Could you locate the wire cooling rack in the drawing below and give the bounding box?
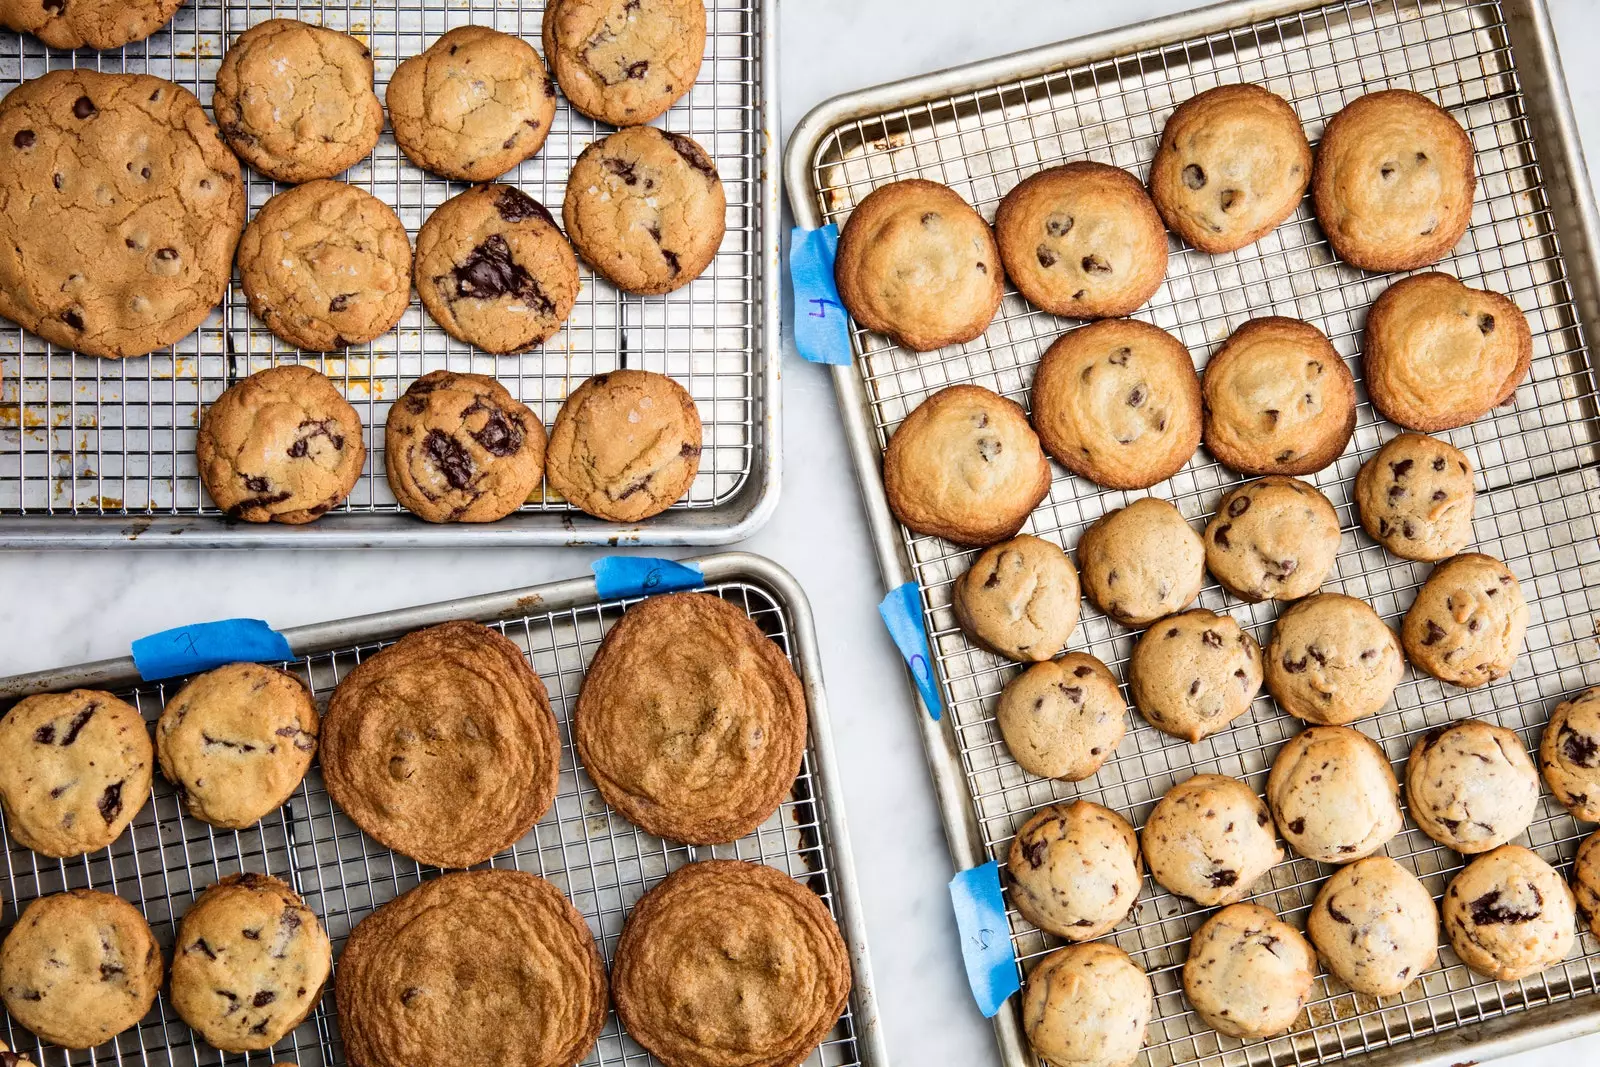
[0,0,777,546]
[792,0,1600,1065]
[0,555,882,1067]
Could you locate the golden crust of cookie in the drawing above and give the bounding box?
[1263,593,1404,726]
[1007,800,1141,941]
[1204,476,1341,603]
[1354,432,1476,561]
[1,0,183,50]
[1400,552,1527,688]
[1021,942,1151,1067]
[1129,611,1263,744]
[1307,856,1438,997]
[543,0,706,127]
[612,860,851,1067]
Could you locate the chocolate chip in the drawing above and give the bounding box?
[13,129,33,148]
[424,431,475,491]
[98,780,124,823]
[1562,726,1599,768]
[1081,253,1112,274]
[1470,888,1542,925]
[1227,495,1251,518]
[1188,679,1200,696]
[61,705,95,745]
[1381,164,1395,179]
[1201,629,1222,648]
[1282,654,1308,674]
[401,987,422,1005]
[73,95,96,119]
[468,405,524,457]
[328,293,353,313]
[622,58,649,79]
[1327,900,1353,924]
[244,475,270,493]
[1208,869,1238,888]
[1275,449,1294,463]
[1108,347,1131,366]
[1036,245,1056,268]
[663,131,718,179]
[450,234,553,313]
[155,247,177,261]
[602,157,639,185]
[253,990,275,1007]
[287,418,345,459]
[1289,817,1306,834]
[1263,408,1279,425]
[1389,484,1406,500]
[1391,458,1413,479]
[660,247,682,275]
[33,723,55,744]
[1045,214,1074,237]
[1402,521,1417,538]
[1212,523,1231,549]
[1023,838,1047,867]
[1422,619,1446,645]
[1219,189,1241,211]
[242,928,261,940]
[1433,456,1447,471]
[1060,685,1084,703]
[1182,164,1206,189]
[1073,665,1092,677]
[61,308,84,330]
[1478,313,1495,334]
[494,186,555,226]
[1127,385,1146,407]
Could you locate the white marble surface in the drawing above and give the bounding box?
[3,1,1600,1065]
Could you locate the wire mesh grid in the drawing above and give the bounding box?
[0,577,867,1067]
[0,0,769,535]
[803,0,1600,1065]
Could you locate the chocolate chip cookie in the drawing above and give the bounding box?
[1129,609,1263,744]
[1202,317,1355,476]
[543,0,706,127]
[170,873,331,1052]
[1313,89,1476,272]
[833,178,1003,352]
[575,592,807,844]
[882,384,1051,547]
[1267,725,1402,863]
[1355,432,1476,561]
[321,620,560,868]
[544,369,702,522]
[415,185,580,354]
[1401,552,1527,688]
[213,19,384,184]
[0,689,152,858]
[337,870,607,1067]
[994,161,1167,319]
[1308,856,1438,997]
[1007,800,1141,940]
[0,1040,37,1067]
[1149,83,1312,254]
[995,652,1126,781]
[1205,476,1341,603]
[612,860,850,1067]
[237,180,412,351]
[1075,496,1205,627]
[1574,830,1600,936]
[1031,318,1202,490]
[1,0,183,50]
[1364,272,1532,432]
[0,70,244,359]
[1022,943,1151,1067]
[1443,844,1575,982]
[1183,903,1315,1040]
[1264,593,1405,726]
[1540,686,1600,822]
[953,534,1080,661]
[197,364,366,525]
[386,26,557,182]
[156,662,318,830]
[1142,773,1281,906]
[385,371,547,524]
[564,125,725,295]
[1406,719,1539,853]
[0,890,162,1050]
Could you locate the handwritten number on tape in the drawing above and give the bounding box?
[878,581,943,720]
[130,619,293,681]
[948,861,1021,1017]
[789,225,853,366]
[591,557,706,600]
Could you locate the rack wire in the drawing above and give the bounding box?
[803,1,1600,1065]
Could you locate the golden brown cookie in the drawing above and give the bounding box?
[1204,476,1341,603]
[1401,552,1527,688]
[1142,774,1280,906]
[1129,609,1263,744]
[1442,844,1575,982]
[1264,593,1404,726]
[995,653,1126,781]
[952,534,1080,662]
[2,0,183,51]
[543,0,706,127]
[1540,686,1600,822]
[1307,856,1438,997]
[1075,496,1205,627]
[1354,432,1476,561]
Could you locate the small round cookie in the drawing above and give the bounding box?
[563,126,725,295]
[170,873,332,1052]
[1129,609,1263,744]
[0,689,152,858]
[1265,593,1405,726]
[1313,89,1476,273]
[1308,857,1438,997]
[1442,844,1575,982]
[0,890,163,1050]
[0,70,245,359]
[833,178,1003,352]
[1183,903,1315,1040]
[1076,497,1204,627]
[1031,319,1202,489]
[542,0,706,127]
[1355,433,1476,561]
[1205,476,1341,603]
[575,593,807,844]
[1141,773,1281,906]
[1363,272,1532,433]
[1149,84,1312,254]
[385,371,547,524]
[1574,831,1600,936]
[415,185,579,354]
[0,1041,37,1067]
[1401,553,1527,688]
[1406,719,1538,853]
[953,534,1080,661]
[337,870,607,1067]
[197,365,366,525]
[1022,943,1151,1067]
[1007,800,1140,940]
[237,180,411,352]
[386,26,557,182]
[213,19,384,184]
[995,653,1126,781]
[1201,317,1356,476]
[994,161,1167,319]
[1541,687,1600,822]
[544,369,702,523]
[156,662,318,830]
[881,384,1051,547]
[1267,725,1402,863]
[1,0,183,50]
[322,620,561,869]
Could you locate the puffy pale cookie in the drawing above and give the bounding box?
[1142,773,1281,907]
[1355,432,1476,561]
[1267,725,1402,863]
[1406,719,1538,854]
[1541,686,1600,822]
[1007,800,1141,940]
[1204,476,1341,603]
[1308,856,1438,997]
[995,653,1126,781]
[1183,903,1315,1040]
[1264,593,1405,726]
[543,0,705,127]
[1443,844,1575,982]
[1401,553,1527,688]
[953,534,1080,662]
[1129,609,1263,744]
[1076,496,1205,628]
[1022,943,1151,1067]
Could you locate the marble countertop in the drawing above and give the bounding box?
[4,1,1600,1065]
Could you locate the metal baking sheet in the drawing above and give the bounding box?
[0,551,888,1067]
[0,0,780,548]
[785,1,1600,1065]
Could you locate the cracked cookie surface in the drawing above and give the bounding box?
[1406,718,1538,853]
[543,0,705,127]
[953,533,1080,662]
[1022,942,1151,1067]
[1076,496,1204,627]
[1142,773,1281,906]
[1264,593,1404,726]
[1540,685,1600,822]
[1267,725,1401,863]
[0,69,244,359]
[1309,856,1438,996]
[1183,903,1314,1040]
[1355,432,1476,561]
[1129,609,1263,744]
[1,0,183,50]
[1007,800,1140,941]
[1204,476,1340,602]
[0,689,152,858]
[1401,552,1527,687]
[156,662,318,830]
[1443,844,1575,981]
[996,652,1126,781]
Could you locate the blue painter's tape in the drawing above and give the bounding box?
[593,557,705,600]
[878,581,942,720]
[789,225,853,366]
[131,619,293,681]
[949,861,1021,1017]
